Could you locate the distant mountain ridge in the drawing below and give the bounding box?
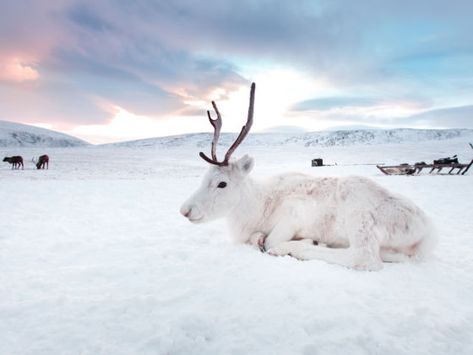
[0,120,89,147]
[106,128,473,148]
[1,120,472,148]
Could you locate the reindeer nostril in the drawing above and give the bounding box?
[180,206,192,218]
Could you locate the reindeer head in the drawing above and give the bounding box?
[180,83,255,223]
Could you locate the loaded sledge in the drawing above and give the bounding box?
[377,155,473,176]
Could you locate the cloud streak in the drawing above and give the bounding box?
[398,105,473,128]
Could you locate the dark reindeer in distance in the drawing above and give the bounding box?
[33,154,49,169]
[3,156,24,169]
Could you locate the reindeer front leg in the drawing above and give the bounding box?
[247,220,297,252]
[263,221,297,251]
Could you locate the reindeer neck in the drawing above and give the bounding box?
[227,177,268,238]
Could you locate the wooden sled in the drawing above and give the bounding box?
[377,159,473,176]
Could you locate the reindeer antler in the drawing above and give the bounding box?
[199,82,255,166]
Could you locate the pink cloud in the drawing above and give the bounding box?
[0,57,39,82]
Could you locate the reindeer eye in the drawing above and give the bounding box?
[217,181,227,188]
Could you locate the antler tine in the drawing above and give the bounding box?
[199,101,224,165]
[208,101,222,160]
[223,82,255,164]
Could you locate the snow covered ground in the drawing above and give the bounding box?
[1,134,472,355]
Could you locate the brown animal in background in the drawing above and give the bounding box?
[35,155,49,169]
[3,156,24,169]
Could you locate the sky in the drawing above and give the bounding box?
[1,0,472,144]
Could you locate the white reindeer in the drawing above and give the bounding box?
[180,83,437,271]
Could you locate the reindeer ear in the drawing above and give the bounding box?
[235,155,254,175]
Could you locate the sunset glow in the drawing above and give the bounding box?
[71,107,206,144]
[0,57,39,82]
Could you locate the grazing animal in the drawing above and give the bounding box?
[180,83,437,271]
[34,155,49,169]
[3,156,24,170]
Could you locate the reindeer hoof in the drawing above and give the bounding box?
[258,237,266,252]
[249,233,267,252]
[267,246,289,257]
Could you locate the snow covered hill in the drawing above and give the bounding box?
[0,120,89,147]
[105,128,473,149]
[2,120,471,149]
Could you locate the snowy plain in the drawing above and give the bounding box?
[1,132,473,355]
